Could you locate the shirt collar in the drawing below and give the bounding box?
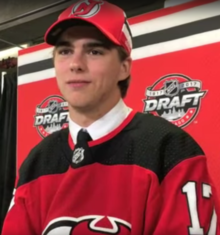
[69,99,132,144]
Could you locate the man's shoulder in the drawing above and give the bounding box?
[129,112,205,181]
[133,112,203,150]
[135,112,182,130]
[31,128,68,153]
[24,128,69,162]
[17,128,70,187]
[132,112,189,138]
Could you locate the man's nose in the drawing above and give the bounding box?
[69,52,86,72]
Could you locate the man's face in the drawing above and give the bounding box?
[53,25,131,112]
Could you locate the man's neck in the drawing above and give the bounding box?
[68,97,121,128]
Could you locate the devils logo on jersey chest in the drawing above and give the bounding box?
[42,215,131,234]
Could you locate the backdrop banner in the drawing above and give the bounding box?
[17,0,220,201]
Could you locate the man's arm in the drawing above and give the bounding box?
[1,184,38,235]
[151,155,220,235]
[2,130,68,235]
[142,123,220,235]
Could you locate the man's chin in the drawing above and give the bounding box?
[68,101,94,112]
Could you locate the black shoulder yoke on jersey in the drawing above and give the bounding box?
[17,113,204,187]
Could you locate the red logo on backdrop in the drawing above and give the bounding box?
[143,74,207,128]
[71,0,104,18]
[34,95,69,138]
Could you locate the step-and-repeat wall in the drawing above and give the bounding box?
[17,0,220,200]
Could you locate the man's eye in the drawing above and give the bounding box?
[58,49,72,55]
[89,49,103,55]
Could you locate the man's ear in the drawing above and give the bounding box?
[119,57,132,81]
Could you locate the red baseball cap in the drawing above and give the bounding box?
[44,0,133,55]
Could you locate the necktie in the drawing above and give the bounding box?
[77,129,92,144]
[72,129,93,167]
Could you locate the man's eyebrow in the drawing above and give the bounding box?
[55,41,72,48]
[84,41,111,49]
[55,40,113,49]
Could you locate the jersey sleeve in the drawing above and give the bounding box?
[1,142,45,235]
[140,120,220,235]
[152,155,220,235]
[1,130,68,235]
[1,183,38,235]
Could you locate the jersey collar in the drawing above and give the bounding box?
[68,99,132,144]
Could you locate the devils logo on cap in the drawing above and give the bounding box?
[71,0,104,18]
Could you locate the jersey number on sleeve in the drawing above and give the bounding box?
[182,182,217,235]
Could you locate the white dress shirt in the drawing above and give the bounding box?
[69,99,132,144]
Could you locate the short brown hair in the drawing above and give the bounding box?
[116,46,131,98]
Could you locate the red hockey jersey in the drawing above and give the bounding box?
[2,111,220,235]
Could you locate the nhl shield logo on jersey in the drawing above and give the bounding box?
[72,147,85,164]
[42,215,131,234]
[70,0,104,18]
[34,95,69,138]
[143,74,207,128]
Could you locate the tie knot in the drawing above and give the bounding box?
[77,129,92,144]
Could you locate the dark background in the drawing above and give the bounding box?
[0,0,165,51]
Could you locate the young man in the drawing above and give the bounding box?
[2,0,220,234]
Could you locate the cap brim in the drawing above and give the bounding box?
[44,18,121,47]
